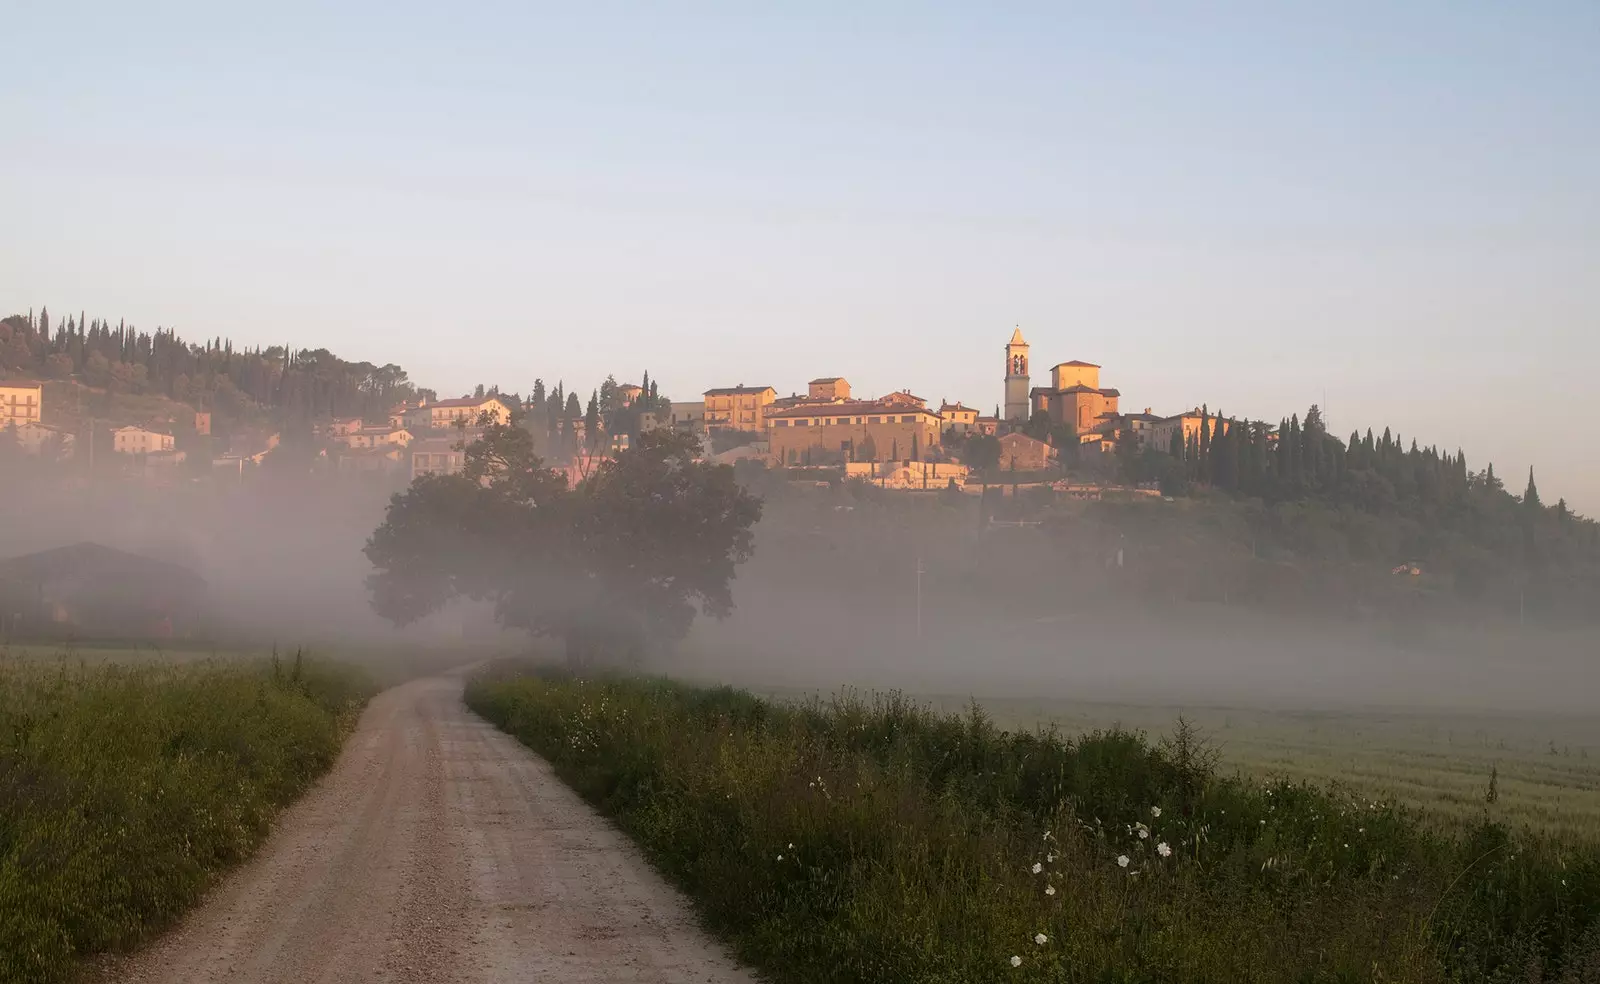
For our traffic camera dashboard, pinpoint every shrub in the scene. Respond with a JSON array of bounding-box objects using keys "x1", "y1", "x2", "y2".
[{"x1": 0, "y1": 654, "x2": 370, "y2": 984}]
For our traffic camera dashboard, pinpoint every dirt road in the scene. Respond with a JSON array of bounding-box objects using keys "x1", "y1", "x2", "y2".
[{"x1": 102, "y1": 676, "x2": 757, "y2": 984}]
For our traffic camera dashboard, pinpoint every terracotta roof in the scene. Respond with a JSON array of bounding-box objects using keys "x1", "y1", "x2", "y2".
[
  {"x1": 0, "y1": 379, "x2": 44, "y2": 388},
  {"x1": 1123, "y1": 412, "x2": 1163, "y2": 422},
  {"x1": 1056, "y1": 384, "x2": 1099, "y2": 394},
  {"x1": 808, "y1": 377, "x2": 845, "y2": 384},
  {"x1": 1099, "y1": 388, "x2": 1121, "y2": 397},
  {"x1": 1053, "y1": 360, "x2": 1100, "y2": 368},
  {"x1": 703, "y1": 385, "x2": 775, "y2": 396},
  {"x1": 939, "y1": 402, "x2": 975, "y2": 413},
  {"x1": 618, "y1": 383, "x2": 644, "y2": 392},
  {"x1": 426, "y1": 396, "x2": 505, "y2": 409},
  {"x1": 1008, "y1": 327, "x2": 1026, "y2": 344},
  {"x1": 767, "y1": 400, "x2": 939, "y2": 420}
]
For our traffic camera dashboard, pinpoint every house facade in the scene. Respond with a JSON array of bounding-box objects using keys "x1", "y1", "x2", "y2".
[
  {"x1": 998, "y1": 432, "x2": 1054, "y2": 471},
  {"x1": 939, "y1": 401, "x2": 980, "y2": 436},
  {"x1": 405, "y1": 396, "x2": 512, "y2": 432},
  {"x1": 703, "y1": 385, "x2": 776, "y2": 432},
  {"x1": 112, "y1": 426, "x2": 175, "y2": 455},
  {"x1": 0, "y1": 381, "x2": 42, "y2": 427},
  {"x1": 767, "y1": 397, "x2": 943, "y2": 466},
  {"x1": 410, "y1": 438, "x2": 466, "y2": 479}
]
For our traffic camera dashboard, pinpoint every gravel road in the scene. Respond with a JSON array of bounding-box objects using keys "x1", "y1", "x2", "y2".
[{"x1": 100, "y1": 675, "x2": 758, "y2": 984}]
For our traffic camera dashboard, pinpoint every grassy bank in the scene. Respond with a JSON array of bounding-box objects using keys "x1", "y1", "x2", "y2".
[
  {"x1": 468, "y1": 669, "x2": 1600, "y2": 984},
  {"x1": 0, "y1": 652, "x2": 371, "y2": 984}
]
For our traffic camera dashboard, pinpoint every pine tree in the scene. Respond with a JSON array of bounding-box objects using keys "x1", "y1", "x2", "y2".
[
  {"x1": 911, "y1": 431, "x2": 920, "y2": 462},
  {"x1": 585, "y1": 392, "x2": 601, "y2": 450}
]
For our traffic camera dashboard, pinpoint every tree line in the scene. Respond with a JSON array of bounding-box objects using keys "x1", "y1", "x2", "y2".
[
  {"x1": 1126, "y1": 405, "x2": 1600, "y2": 621},
  {"x1": 1, "y1": 307, "x2": 432, "y2": 428}
]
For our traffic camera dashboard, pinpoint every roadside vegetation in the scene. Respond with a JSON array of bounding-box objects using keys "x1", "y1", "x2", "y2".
[
  {"x1": 0, "y1": 650, "x2": 371, "y2": 984},
  {"x1": 469, "y1": 669, "x2": 1600, "y2": 984}
]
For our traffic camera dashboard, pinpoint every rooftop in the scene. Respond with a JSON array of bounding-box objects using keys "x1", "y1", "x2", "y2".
[
  {"x1": 426, "y1": 395, "x2": 505, "y2": 410},
  {"x1": 766, "y1": 399, "x2": 939, "y2": 420},
  {"x1": 808, "y1": 377, "x2": 845, "y2": 384},
  {"x1": 704, "y1": 385, "x2": 775, "y2": 396},
  {"x1": 1008, "y1": 327, "x2": 1026, "y2": 345},
  {"x1": 1053, "y1": 360, "x2": 1101, "y2": 368}
]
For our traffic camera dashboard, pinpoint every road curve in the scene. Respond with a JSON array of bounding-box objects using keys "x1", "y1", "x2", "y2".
[{"x1": 99, "y1": 675, "x2": 758, "y2": 984}]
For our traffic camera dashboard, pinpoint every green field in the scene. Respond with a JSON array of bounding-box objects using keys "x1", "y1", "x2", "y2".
[
  {"x1": 744, "y1": 688, "x2": 1600, "y2": 841},
  {"x1": 470, "y1": 667, "x2": 1600, "y2": 984},
  {"x1": 937, "y1": 696, "x2": 1600, "y2": 840}
]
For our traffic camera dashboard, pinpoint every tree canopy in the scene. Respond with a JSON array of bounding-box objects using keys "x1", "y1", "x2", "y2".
[{"x1": 364, "y1": 425, "x2": 762, "y2": 665}]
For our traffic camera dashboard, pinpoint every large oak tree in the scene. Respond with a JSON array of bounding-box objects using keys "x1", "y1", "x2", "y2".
[{"x1": 365, "y1": 424, "x2": 761, "y2": 666}]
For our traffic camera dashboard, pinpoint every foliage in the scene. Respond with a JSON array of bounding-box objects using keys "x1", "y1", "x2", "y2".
[
  {"x1": 470, "y1": 670, "x2": 1600, "y2": 984},
  {"x1": 1, "y1": 308, "x2": 432, "y2": 433},
  {"x1": 365, "y1": 427, "x2": 763, "y2": 664},
  {"x1": 0, "y1": 653, "x2": 371, "y2": 984},
  {"x1": 1141, "y1": 404, "x2": 1600, "y2": 623}
]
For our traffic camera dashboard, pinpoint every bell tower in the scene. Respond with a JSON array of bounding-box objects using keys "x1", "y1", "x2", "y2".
[{"x1": 1004, "y1": 327, "x2": 1030, "y2": 422}]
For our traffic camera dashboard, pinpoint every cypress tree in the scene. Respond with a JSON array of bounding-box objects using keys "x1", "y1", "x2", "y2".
[{"x1": 1524, "y1": 468, "x2": 1541, "y2": 510}]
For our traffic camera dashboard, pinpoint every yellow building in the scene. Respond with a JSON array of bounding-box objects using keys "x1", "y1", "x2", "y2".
[
  {"x1": 411, "y1": 437, "x2": 466, "y2": 479},
  {"x1": 341, "y1": 426, "x2": 413, "y2": 449},
  {"x1": 405, "y1": 396, "x2": 512, "y2": 432},
  {"x1": 1148, "y1": 409, "x2": 1236, "y2": 455},
  {"x1": 1030, "y1": 361, "x2": 1121, "y2": 433},
  {"x1": 808, "y1": 377, "x2": 851, "y2": 401},
  {"x1": 703, "y1": 385, "x2": 776, "y2": 432},
  {"x1": 767, "y1": 397, "x2": 942, "y2": 466},
  {"x1": 112, "y1": 426, "x2": 175, "y2": 455},
  {"x1": 1, "y1": 381, "x2": 43, "y2": 427},
  {"x1": 938, "y1": 401, "x2": 979, "y2": 436}
]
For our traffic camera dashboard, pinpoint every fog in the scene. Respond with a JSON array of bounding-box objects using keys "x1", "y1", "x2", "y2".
[{"x1": 3, "y1": 472, "x2": 1593, "y2": 719}]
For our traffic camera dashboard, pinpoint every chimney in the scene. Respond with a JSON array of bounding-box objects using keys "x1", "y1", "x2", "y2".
[{"x1": 1144, "y1": 407, "x2": 1152, "y2": 414}]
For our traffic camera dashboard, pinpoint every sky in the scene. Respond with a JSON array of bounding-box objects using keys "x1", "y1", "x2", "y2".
[{"x1": 3, "y1": 1, "x2": 1597, "y2": 511}]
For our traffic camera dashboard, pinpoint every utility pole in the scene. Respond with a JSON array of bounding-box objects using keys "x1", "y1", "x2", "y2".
[{"x1": 915, "y1": 556, "x2": 925, "y2": 641}]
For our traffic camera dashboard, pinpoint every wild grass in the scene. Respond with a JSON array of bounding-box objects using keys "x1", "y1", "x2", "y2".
[
  {"x1": 0, "y1": 649, "x2": 372, "y2": 984},
  {"x1": 469, "y1": 668, "x2": 1600, "y2": 984}
]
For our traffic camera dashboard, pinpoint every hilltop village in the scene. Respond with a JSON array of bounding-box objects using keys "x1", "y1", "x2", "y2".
[{"x1": 2, "y1": 318, "x2": 1228, "y2": 494}]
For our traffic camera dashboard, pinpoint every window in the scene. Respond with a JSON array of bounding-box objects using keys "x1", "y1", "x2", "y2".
[
  {"x1": 774, "y1": 419, "x2": 788, "y2": 427},
  {"x1": 902, "y1": 416, "x2": 916, "y2": 423},
  {"x1": 869, "y1": 416, "x2": 881, "y2": 423}
]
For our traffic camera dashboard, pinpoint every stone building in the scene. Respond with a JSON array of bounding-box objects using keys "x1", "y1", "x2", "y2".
[{"x1": 767, "y1": 393, "x2": 942, "y2": 466}]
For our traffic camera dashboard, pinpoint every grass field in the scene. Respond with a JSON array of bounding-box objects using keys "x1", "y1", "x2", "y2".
[
  {"x1": 0, "y1": 651, "x2": 373, "y2": 984},
  {"x1": 743, "y1": 686, "x2": 1600, "y2": 841},
  {"x1": 471, "y1": 667, "x2": 1600, "y2": 984}
]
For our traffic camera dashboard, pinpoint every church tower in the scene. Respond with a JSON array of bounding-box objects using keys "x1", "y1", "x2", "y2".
[{"x1": 1004, "y1": 327, "x2": 1030, "y2": 422}]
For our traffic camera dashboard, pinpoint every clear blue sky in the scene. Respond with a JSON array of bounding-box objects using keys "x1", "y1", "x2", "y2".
[{"x1": 4, "y1": 2, "x2": 1596, "y2": 510}]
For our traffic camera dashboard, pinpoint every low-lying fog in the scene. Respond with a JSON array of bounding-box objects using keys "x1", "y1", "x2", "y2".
[{"x1": 4, "y1": 474, "x2": 1593, "y2": 717}]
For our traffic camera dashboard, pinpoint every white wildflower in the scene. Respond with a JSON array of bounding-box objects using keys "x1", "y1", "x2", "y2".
[
  {"x1": 1010, "y1": 955, "x2": 1022, "y2": 968},
  {"x1": 1138, "y1": 828, "x2": 1149, "y2": 840},
  {"x1": 1031, "y1": 862, "x2": 1043, "y2": 874},
  {"x1": 1117, "y1": 854, "x2": 1130, "y2": 868},
  {"x1": 1157, "y1": 842, "x2": 1172, "y2": 858},
  {"x1": 788, "y1": 843, "x2": 794, "y2": 849},
  {"x1": 1045, "y1": 885, "x2": 1056, "y2": 896},
  {"x1": 1151, "y1": 806, "x2": 1162, "y2": 818},
  {"x1": 777, "y1": 854, "x2": 784, "y2": 861},
  {"x1": 1046, "y1": 853, "x2": 1055, "y2": 863},
  {"x1": 1034, "y1": 933, "x2": 1048, "y2": 945}
]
